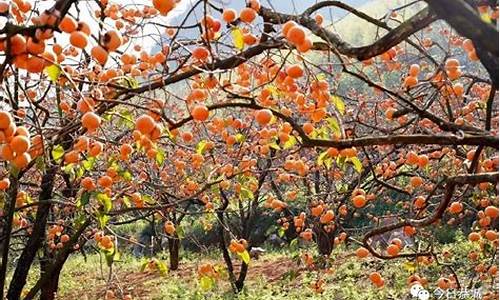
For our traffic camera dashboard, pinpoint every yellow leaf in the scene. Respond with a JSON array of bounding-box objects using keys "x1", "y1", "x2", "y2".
[
  {"x1": 44, "y1": 64, "x2": 61, "y2": 83},
  {"x1": 316, "y1": 73, "x2": 326, "y2": 80},
  {"x1": 331, "y1": 95, "x2": 345, "y2": 115},
  {"x1": 480, "y1": 12, "x2": 492, "y2": 23},
  {"x1": 402, "y1": 261, "x2": 417, "y2": 273},
  {"x1": 231, "y1": 27, "x2": 244, "y2": 50}
]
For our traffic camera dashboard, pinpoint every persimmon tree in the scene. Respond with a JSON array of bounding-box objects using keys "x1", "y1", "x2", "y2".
[{"x1": 0, "y1": 0, "x2": 498, "y2": 299}]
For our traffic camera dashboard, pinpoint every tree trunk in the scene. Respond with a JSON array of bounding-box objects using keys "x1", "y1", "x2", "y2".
[
  {"x1": 315, "y1": 226, "x2": 335, "y2": 257},
  {"x1": 0, "y1": 176, "x2": 19, "y2": 299},
  {"x1": 168, "y1": 234, "x2": 180, "y2": 270},
  {"x1": 235, "y1": 262, "x2": 248, "y2": 292},
  {"x1": 7, "y1": 167, "x2": 57, "y2": 300},
  {"x1": 39, "y1": 260, "x2": 63, "y2": 300}
]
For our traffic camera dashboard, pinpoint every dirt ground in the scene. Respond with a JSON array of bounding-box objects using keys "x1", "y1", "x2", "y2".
[{"x1": 58, "y1": 257, "x2": 302, "y2": 300}]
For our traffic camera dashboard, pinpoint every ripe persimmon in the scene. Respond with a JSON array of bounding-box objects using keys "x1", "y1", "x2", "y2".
[
  {"x1": 255, "y1": 109, "x2": 272, "y2": 126},
  {"x1": 485, "y1": 206, "x2": 499, "y2": 218},
  {"x1": 448, "y1": 201, "x2": 463, "y2": 214},
  {"x1": 70, "y1": 31, "x2": 88, "y2": 49},
  {"x1": 192, "y1": 47, "x2": 209, "y2": 61},
  {"x1": 26, "y1": 38, "x2": 45, "y2": 55},
  {"x1": 135, "y1": 115, "x2": 156, "y2": 135},
  {"x1": 1, "y1": 144, "x2": 15, "y2": 160},
  {"x1": 369, "y1": 272, "x2": 384, "y2": 286},
  {"x1": 302, "y1": 122, "x2": 314, "y2": 135},
  {"x1": 355, "y1": 247, "x2": 369, "y2": 258},
  {"x1": 403, "y1": 76, "x2": 418, "y2": 88},
  {"x1": 91, "y1": 46, "x2": 108, "y2": 65},
  {"x1": 282, "y1": 21, "x2": 298, "y2": 37},
  {"x1": 102, "y1": 30, "x2": 122, "y2": 51},
  {"x1": 408, "y1": 64, "x2": 420, "y2": 76},
  {"x1": 191, "y1": 104, "x2": 209, "y2": 122},
  {"x1": 164, "y1": 221, "x2": 175, "y2": 235},
  {"x1": 0, "y1": 110, "x2": 13, "y2": 129},
  {"x1": 0, "y1": 178, "x2": 10, "y2": 190},
  {"x1": 239, "y1": 7, "x2": 257, "y2": 23},
  {"x1": 89, "y1": 141, "x2": 103, "y2": 157},
  {"x1": 222, "y1": 9, "x2": 237, "y2": 23},
  {"x1": 409, "y1": 176, "x2": 423, "y2": 187},
  {"x1": 12, "y1": 152, "x2": 31, "y2": 169},
  {"x1": 64, "y1": 150, "x2": 80, "y2": 164},
  {"x1": 82, "y1": 112, "x2": 101, "y2": 132},
  {"x1": 59, "y1": 15, "x2": 78, "y2": 33},
  {"x1": 386, "y1": 244, "x2": 400, "y2": 256},
  {"x1": 286, "y1": 26, "x2": 306, "y2": 45},
  {"x1": 181, "y1": 131, "x2": 193, "y2": 143},
  {"x1": 153, "y1": 0, "x2": 175, "y2": 15},
  {"x1": 286, "y1": 64, "x2": 304, "y2": 79},
  {"x1": 10, "y1": 135, "x2": 30, "y2": 154},
  {"x1": 468, "y1": 232, "x2": 481, "y2": 242},
  {"x1": 9, "y1": 34, "x2": 26, "y2": 55},
  {"x1": 352, "y1": 195, "x2": 367, "y2": 208},
  {"x1": 26, "y1": 56, "x2": 45, "y2": 73},
  {"x1": 97, "y1": 175, "x2": 113, "y2": 188}
]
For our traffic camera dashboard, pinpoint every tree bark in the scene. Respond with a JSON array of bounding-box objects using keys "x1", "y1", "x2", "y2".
[
  {"x1": 0, "y1": 176, "x2": 18, "y2": 300},
  {"x1": 7, "y1": 166, "x2": 57, "y2": 300},
  {"x1": 168, "y1": 234, "x2": 180, "y2": 270},
  {"x1": 39, "y1": 259, "x2": 63, "y2": 300}
]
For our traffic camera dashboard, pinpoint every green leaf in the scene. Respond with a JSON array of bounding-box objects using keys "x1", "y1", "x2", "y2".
[
  {"x1": 196, "y1": 140, "x2": 208, "y2": 155},
  {"x1": 331, "y1": 95, "x2": 345, "y2": 115},
  {"x1": 235, "y1": 133, "x2": 245, "y2": 143},
  {"x1": 75, "y1": 166, "x2": 84, "y2": 179},
  {"x1": 326, "y1": 117, "x2": 341, "y2": 137},
  {"x1": 349, "y1": 157, "x2": 363, "y2": 173},
  {"x1": 35, "y1": 156, "x2": 45, "y2": 171},
  {"x1": 156, "y1": 259, "x2": 168, "y2": 276},
  {"x1": 155, "y1": 149, "x2": 165, "y2": 166},
  {"x1": 324, "y1": 157, "x2": 333, "y2": 169},
  {"x1": 140, "y1": 260, "x2": 149, "y2": 272},
  {"x1": 102, "y1": 111, "x2": 113, "y2": 121},
  {"x1": 103, "y1": 246, "x2": 119, "y2": 267},
  {"x1": 282, "y1": 136, "x2": 296, "y2": 149},
  {"x1": 239, "y1": 187, "x2": 254, "y2": 201},
  {"x1": 78, "y1": 192, "x2": 91, "y2": 207},
  {"x1": 122, "y1": 195, "x2": 131, "y2": 208},
  {"x1": 51, "y1": 145, "x2": 64, "y2": 163},
  {"x1": 63, "y1": 164, "x2": 75, "y2": 176},
  {"x1": 278, "y1": 227, "x2": 285, "y2": 238},
  {"x1": 117, "y1": 76, "x2": 139, "y2": 89},
  {"x1": 118, "y1": 109, "x2": 135, "y2": 129},
  {"x1": 336, "y1": 156, "x2": 346, "y2": 171},
  {"x1": 268, "y1": 141, "x2": 280, "y2": 150},
  {"x1": 200, "y1": 275, "x2": 215, "y2": 291},
  {"x1": 237, "y1": 250, "x2": 250, "y2": 264},
  {"x1": 317, "y1": 150, "x2": 328, "y2": 166},
  {"x1": 231, "y1": 27, "x2": 244, "y2": 50},
  {"x1": 97, "y1": 193, "x2": 112, "y2": 213},
  {"x1": 290, "y1": 238, "x2": 298, "y2": 249},
  {"x1": 480, "y1": 12, "x2": 492, "y2": 23},
  {"x1": 97, "y1": 212, "x2": 110, "y2": 229},
  {"x1": 120, "y1": 170, "x2": 133, "y2": 181},
  {"x1": 82, "y1": 157, "x2": 96, "y2": 171},
  {"x1": 142, "y1": 194, "x2": 155, "y2": 205},
  {"x1": 44, "y1": 64, "x2": 61, "y2": 83},
  {"x1": 176, "y1": 225, "x2": 185, "y2": 239}
]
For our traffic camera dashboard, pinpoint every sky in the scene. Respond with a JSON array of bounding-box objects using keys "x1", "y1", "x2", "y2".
[{"x1": 19, "y1": 0, "x2": 372, "y2": 51}]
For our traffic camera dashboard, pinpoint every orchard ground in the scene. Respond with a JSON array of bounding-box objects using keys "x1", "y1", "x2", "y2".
[{"x1": 15, "y1": 232, "x2": 493, "y2": 300}]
